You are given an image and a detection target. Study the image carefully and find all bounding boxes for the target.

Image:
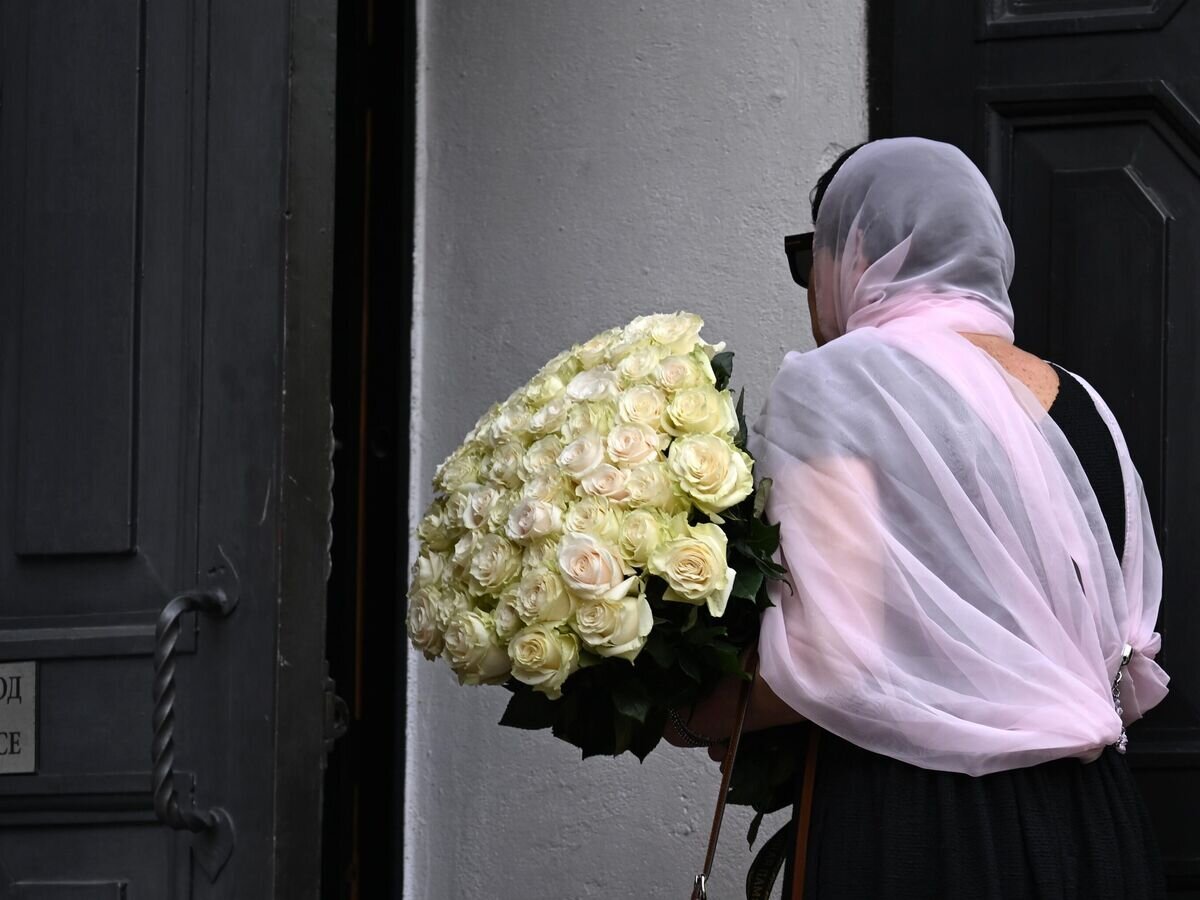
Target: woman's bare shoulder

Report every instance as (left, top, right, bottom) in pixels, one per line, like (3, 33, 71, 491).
(959, 333, 1060, 413)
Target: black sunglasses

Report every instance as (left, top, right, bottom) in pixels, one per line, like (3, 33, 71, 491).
(784, 232, 814, 288)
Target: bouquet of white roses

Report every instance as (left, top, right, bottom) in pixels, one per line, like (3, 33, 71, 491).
(407, 312, 783, 760)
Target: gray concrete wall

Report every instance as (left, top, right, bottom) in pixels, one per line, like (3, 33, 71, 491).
(407, 2, 867, 896)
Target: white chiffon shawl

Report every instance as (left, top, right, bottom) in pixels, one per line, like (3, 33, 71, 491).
(749, 137, 1168, 776)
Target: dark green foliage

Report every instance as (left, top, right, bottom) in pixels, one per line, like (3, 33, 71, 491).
(727, 724, 808, 843)
(711, 351, 735, 391)
(734, 388, 748, 449)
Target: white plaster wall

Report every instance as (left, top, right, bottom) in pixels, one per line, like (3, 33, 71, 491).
(407, 2, 866, 897)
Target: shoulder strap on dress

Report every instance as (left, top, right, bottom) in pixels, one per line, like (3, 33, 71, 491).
(1050, 363, 1137, 574)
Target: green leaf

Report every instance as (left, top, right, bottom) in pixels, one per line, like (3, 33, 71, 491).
(611, 679, 653, 724)
(684, 623, 728, 645)
(498, 688, 559, 731)
(630, 707, 668, 762)
(730, 567, 764, 601)
(711, 351, 734, 391)
(678, 652, 702, 683)
(718, 503, 746, 524)
(753, 479, 772, 519)
(611, 714, 635, 756)
(747, 810, 765, 848)
(748, 517, 781, 551)
(644, 633, 677, 668)
(577, 649, 606, 668)
(714, 646, 751, 679)
(681, 605, 699, 632)
(755, 557, 789, 579)
(735, 389, 748, 449)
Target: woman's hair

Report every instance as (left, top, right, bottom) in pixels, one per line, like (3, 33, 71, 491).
(810, 142, 868, 223)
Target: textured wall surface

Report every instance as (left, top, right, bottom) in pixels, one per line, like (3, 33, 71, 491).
(407, 2, 866, 897)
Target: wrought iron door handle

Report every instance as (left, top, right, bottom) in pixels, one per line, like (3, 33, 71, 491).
(152, 586, 239, 881)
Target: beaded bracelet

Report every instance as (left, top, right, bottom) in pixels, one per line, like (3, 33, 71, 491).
(666, 704, 721, 748)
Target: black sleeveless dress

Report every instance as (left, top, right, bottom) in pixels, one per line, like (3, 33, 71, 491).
(777, 363, 1166, 899)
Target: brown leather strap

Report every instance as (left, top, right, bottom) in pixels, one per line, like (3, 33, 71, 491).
(690, 653, 760, 900)
(789, 726, 821, 900)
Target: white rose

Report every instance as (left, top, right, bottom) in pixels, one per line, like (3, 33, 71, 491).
(523, 537, 560, 570)
(654, 353, 715, 393)
(487, 440, 526, 488)
(406, 585, 446, 659)
(615, 345, 662, 385)
(623, 314, 656, 339)
(647, 312, 704, 353)
(562, 496, 622, 544)
(443, 609, 512, 685)
(522, 470, 574, 507)
(624, 311, 690, 336)
(647, 522, 736, 617)
(557, 432, 606, 480)
(576, 328, 620, 368)
(617, 509, 667, 568)
(539, 347, 582, 383)
(514, 568, 573, 624)
(662, 387, 738, 437)
(492, 589, 525, 640)
(617, 385, 667, 428)
(486, 403, 531, 445)
(523, 371, 567, 408)
(606, 327, 650, 363)
(528, 395, 571, 436)
(485, 490, 519, 533)
(625, 461, 683, 511)
(412, 549, 448, 588)
(508, 624, 580, 699)
(578, 464, 632, 504)
(467, 533, 522, 596)
(417, 499, 458, 552)
(434, 444, 487, 494)
(561, 400, 618, 442)
(605, 423, 662, 467)
(565, 367, 619, 402)
(667, 434, 754, 515)
(451, 531, 479, 570)
(571, 583, 654, 661)
(431, 584, 472, 628)
(505, 497, 563, 544)
(557, 532, 635, 600)
(465, 403, 501, 446)
(521, 435, 563, 477)
(462, 484, 502, 531)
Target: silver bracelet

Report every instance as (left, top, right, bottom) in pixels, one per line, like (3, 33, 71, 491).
(667, 704, 721, 747)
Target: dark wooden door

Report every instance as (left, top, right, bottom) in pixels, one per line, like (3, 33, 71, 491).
(0, 0, 336, 896)
(874, 1, 1200, 893)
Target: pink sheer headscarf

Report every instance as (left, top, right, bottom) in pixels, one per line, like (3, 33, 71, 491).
(749, 137, 1168, 775)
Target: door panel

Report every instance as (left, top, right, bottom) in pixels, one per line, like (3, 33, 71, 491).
(0, 0, 336, 894)
(876, 0, 1200, 892)
(2, 0, 201, 612)
(13, 0, 142, 556)
(979, 0, 1187, 37)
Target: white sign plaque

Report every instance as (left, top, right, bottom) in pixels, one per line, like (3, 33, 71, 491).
(0, 661, 36, 774)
